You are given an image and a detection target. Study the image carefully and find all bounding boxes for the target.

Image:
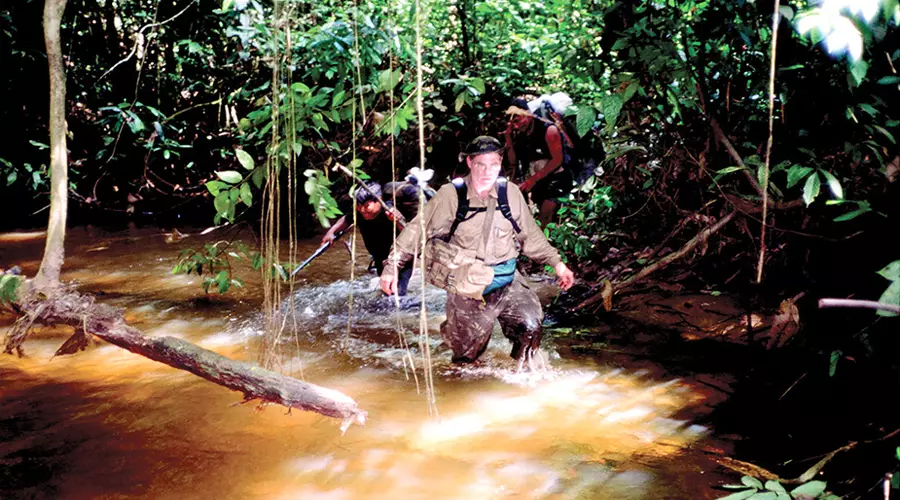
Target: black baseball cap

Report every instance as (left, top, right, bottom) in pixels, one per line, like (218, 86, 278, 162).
(462, 135, 504, 157)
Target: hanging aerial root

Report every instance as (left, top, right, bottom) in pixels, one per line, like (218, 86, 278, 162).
(4, 286, 367, 426)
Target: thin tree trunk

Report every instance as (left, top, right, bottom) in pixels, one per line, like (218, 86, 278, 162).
(35, 0, 70, 289)
(458, 0, 471, 67)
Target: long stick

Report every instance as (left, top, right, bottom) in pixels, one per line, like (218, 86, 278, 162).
(289, 225, 353, 278)
(818, 298, 900, 314)
(757, 0, 781, 284)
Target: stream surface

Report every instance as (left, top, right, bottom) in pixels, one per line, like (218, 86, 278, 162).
(1, 226, 736, 499)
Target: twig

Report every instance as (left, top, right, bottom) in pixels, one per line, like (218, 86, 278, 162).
(710, 118, 765, 197)
(95, 0, 199, 84)
(819, 298, 900, 314)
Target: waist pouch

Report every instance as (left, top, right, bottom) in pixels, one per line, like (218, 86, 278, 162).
(425, 238, 494, 300)
(483, 258, 517, 295)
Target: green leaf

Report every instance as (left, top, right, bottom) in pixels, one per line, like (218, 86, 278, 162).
(877, 75, 900, 85)
(205, 180, 226, 196)
(741, 476, 764, 489)
(235, 149, 254, 170)
(818, 170, 843, 199)
(717, 166, 748, 175)
(469, 77, 486, 94)
(215, 170, 243, 184)
(876, 281, 900, 317)
(7, 171, 17, 185)
(455, 92, 467, 112)
(291, 82, 310, 93)
(764, 481, 786, 493)
(213, 191, 230, 215)
(239, 183, 252, 206)
(716, 489, 757, 500)
(829, 350, 841, 377)
(576, 106, 596, 138)
(0, 274, 22, 305)
(251, 167, 266, 189)
(872, 125, 897, 145)
(850, 60, 869, 87)
(215, 270, 230, 294)
(778, 5, 794, 21)
(786, 166, 813, 188)
(833, 207, 869, 222)
(802, 173, 821, 206)
(858, 103, 878, 117)
(877, 261, 900, 281)
(789, 480, 827, 498)
(601, 94, 623, 128)
(622, 81, 640, 103)
(747, 492, 777, 500)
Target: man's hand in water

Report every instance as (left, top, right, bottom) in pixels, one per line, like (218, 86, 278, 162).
(380, 274, 398, 295)
(554, 262, 575, 290)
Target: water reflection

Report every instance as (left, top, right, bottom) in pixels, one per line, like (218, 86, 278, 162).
(1, 227, 731, 499)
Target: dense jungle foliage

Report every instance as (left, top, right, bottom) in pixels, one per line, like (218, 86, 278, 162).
(2, 0, 900, 496)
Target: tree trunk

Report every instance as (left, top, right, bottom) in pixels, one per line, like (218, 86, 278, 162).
(458, 0, 472, 67)
(35, 0, 69, 289)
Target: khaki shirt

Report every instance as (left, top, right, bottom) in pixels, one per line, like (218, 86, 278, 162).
(382, 176, 562, 277)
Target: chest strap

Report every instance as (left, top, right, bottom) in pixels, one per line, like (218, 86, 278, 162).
(447, 177, 522, 240)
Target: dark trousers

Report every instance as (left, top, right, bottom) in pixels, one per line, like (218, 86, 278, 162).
(440, 273, 543, 363)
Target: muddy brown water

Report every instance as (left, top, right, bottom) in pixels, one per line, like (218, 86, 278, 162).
(1, 226, 738, 499)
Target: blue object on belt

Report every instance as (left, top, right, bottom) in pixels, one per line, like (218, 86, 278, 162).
(483, 258, 517, 295)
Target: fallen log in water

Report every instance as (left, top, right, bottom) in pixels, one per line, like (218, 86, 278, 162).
(4, 288, 367, 430)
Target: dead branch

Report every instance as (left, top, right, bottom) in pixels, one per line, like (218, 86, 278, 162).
(575, 211, 737, 311)
(710, 118, 765, 197)
(5, 288, 367, 428)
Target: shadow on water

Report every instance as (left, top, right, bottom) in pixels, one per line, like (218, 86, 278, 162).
(2, 227, 740, 499)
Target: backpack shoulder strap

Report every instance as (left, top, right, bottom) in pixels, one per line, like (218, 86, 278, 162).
(447, 178, 469, 239)
(496, 177, 522, 234)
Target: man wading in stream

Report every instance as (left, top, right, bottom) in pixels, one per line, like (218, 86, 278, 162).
(322, 175, 433, 296)
(380, 136, 575, 368)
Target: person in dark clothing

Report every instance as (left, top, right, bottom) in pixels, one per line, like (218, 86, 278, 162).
(502, 98, 577, 224)
(321, 180, 429, 296)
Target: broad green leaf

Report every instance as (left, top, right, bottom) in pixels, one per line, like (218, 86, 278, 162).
(251, 167, 266, 189)
(469, 77, 486, 94)
(877, 261, 900, 281)
(332, 89, 346, 107)
(786, 165, 813, 188)
(741, 476, 764, 489)
(455, 92, 467, 112)
(818, 170, 843, 199)
(291, 82, 310, 93)
(222, 0, 233, 10)
(235, 149, 254, 170)
(858, 103, 878, 116)
(215, 270, 230, 294)
(576, 106, 595, 138)
(205, 180, 226, 196)
(757, 163, 769, 188)
(601, 94, 623, 128)
(790, 480, 827, 498)
(748, 492, 777, 500)
(778, 5, 794, 21)
(876, 281, 900, 317)
(877, 75, 900, 85)
(215, 170, 243, 184)
(213, 191, 230, 215)
(0, 274, 22, 305)
(7, 171, 17, 185)
(850, 60, 868, 87)
(239, 183, 252, 206)
(802, 173, 821, 206)
(764, 481, 786, 493)
(229, 187, 239, 203)
(716, 489, 756, 500)
(623, 81, 640, 103)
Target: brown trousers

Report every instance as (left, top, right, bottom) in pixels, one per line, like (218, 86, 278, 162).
(440, 273, 543, 363)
